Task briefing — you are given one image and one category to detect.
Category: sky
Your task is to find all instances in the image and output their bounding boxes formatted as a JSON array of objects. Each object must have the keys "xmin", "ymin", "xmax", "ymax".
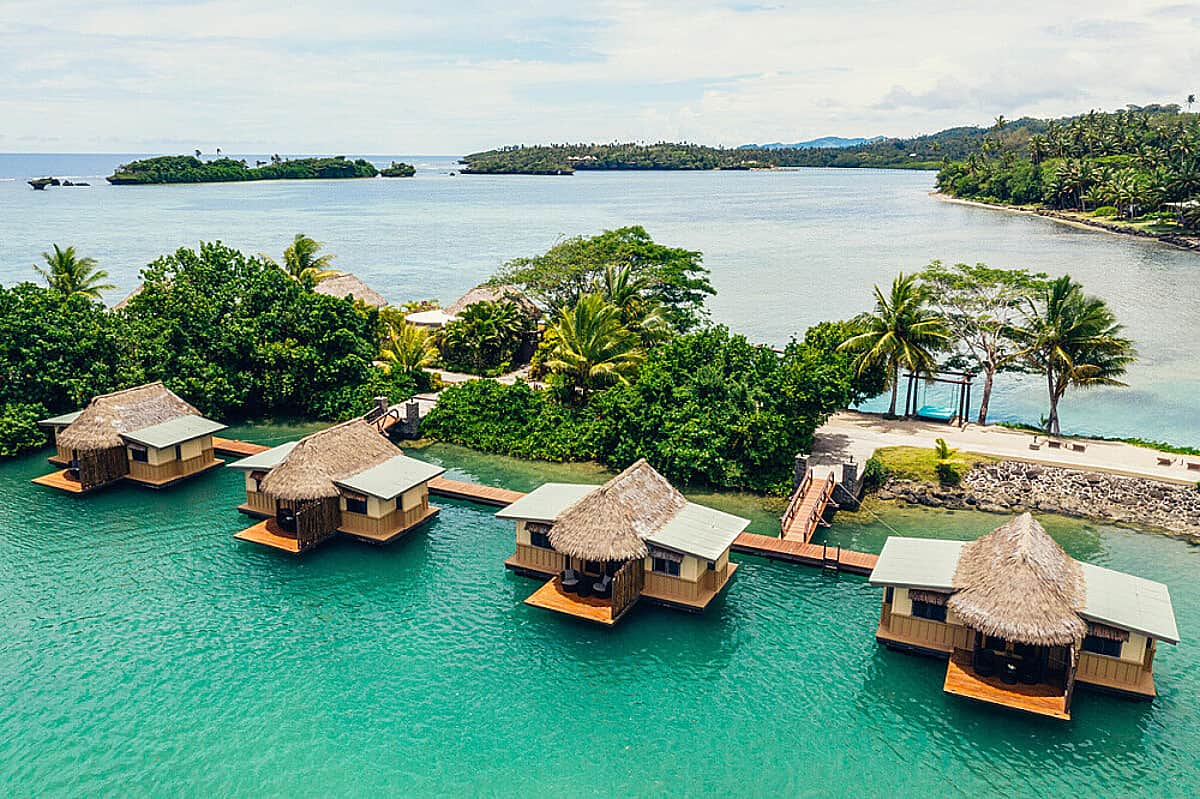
[{"xmin": 1, "ymin": 0, "xmax": 1198, "ymax": 154}]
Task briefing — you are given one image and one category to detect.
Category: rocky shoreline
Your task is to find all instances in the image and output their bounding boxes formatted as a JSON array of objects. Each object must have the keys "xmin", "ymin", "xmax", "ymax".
[{"xmin": 876, "ymin": 460, "xmax": 1200, "ymax": 543}]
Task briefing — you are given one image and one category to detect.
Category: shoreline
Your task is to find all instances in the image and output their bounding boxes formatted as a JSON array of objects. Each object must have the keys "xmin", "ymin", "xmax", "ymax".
[{"xmin": 931, "ymin": 192, "xmax": 1200, "ymax": 252}]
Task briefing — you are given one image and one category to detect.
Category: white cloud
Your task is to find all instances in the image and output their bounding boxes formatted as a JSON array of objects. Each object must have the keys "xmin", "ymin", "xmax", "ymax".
[{"xmin": 0, "ymin": 0, "xmax": 1196, "ymax": 153}]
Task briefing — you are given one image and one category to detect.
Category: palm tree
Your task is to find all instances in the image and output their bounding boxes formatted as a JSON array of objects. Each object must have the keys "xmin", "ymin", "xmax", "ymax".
[
  {"xmin": 437, "ymin": 301, "xmax": 525, "ymax": 373},
  {"xmin": 838, "ymin": 274, "xmax": 950, "ymax": 416},
  {"xmin": 379, "ymin": 322, "xmax": 437, "ymax": 374},
  {"xmin": 597, "ymin": 265, "xmax": 671, "ymax": 345},
  {"xmin": 282, "ymin": 233, "xmax": 339, "ymax": 282},
  {"xmin": 1188, "ymin": 94, "xmax": 1195, "ymax": 112},
  {"xmin": 542, "ymin": 293, "xmax": 643, "ymax": 400},
  {"xmin": 34, "ymin": 244, "xmax": 114, "ymax": 301},
  {"xmin": 1015, "ymin": 276, "xmax": 1135, "ymax": 435}
]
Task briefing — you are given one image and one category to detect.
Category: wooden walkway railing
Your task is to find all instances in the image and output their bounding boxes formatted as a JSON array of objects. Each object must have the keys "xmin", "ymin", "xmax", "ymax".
[{"xmin": 781, "ymin": 472, "xmax": 837, "ymax": 544}]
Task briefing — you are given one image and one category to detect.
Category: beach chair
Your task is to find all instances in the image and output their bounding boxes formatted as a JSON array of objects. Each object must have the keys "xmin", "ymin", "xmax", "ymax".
[
  {"xmin": 1156, "ymin": 456, "xmax": 1175, "ymax": 467},
  {"xmin": 1187, "ymin": 461, "xmax": 1200, "ymax": 472},
  {"xmin": 1047, "ymin": 440, "xmax": 1063, "ymax": 449},
  {"xmin": 1070, "ymin": 442, "xmax": 1087, "ymax": 453}
]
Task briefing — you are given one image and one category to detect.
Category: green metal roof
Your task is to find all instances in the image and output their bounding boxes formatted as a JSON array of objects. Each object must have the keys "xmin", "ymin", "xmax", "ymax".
[
  {"xmin": 226, "ymin": 441, "xmax": 298, "ymax": 471},
  {"xmin": 37, "ymin": 410, "xmax": 82, "ymax": 427},
  {"xmin": 494, "ymin": 483, "xmax": 596, "ymax": 522},
  {"xmin": 868, "ymin": 537, "xmax": 964, "ymax": 591},
  {"xmin": 120, "ymin": 415, "xmax": 227, "ymax": 449},
  {"xmin": 333, "ymin": 455, "xmax": 446, "ymax": 500},
  {"xmin": 1079, "ymin": 562, "xmax": 1179, "ymax": 644},
  {"xmin": 648, "ymin": 503, "xmax": 750, "ymax": 562}
]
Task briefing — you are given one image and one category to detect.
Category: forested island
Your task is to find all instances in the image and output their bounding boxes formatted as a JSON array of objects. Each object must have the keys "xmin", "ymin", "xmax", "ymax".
[
  {"xmin": 380, "ymin": 161, "xmax": 416, "ymax": 177},
  {"xmin": 935, "ymin": 105, "xmax": 1200, "ymax": 234},
  {"xmin": 106, "ymin": 155, "xmax": 380, "ymax": 184}
]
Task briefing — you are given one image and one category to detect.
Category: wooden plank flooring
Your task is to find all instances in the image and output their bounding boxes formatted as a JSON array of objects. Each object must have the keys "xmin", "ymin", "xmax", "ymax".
[
  {"xmin": 731, "ymin": 533, "xmax": 878, "ymax": 575},
  {"xmin": 212, "ymin": 437, "xmax": 269, "ymax": 457},
  {"xmin": 233, "ymin": 519, "xmax": 303, "ymax": 553},
  {"xmin": 31, "ymin": 469, "xmax": 88, "ymax": 494},
  {"xmin": 781, "ymin": 475, "xmax": 835, "ymax": 543},
  {"xmin": 943, "ymin": 650, "xmax": 1070, "ymax": 720},
  {"xmin": 428, "ymin": 477, "xmax": 526, "ymax": 506},
  {"xmin": 524, "ymin": 577, "xmax": 617, "ymax": 625}
]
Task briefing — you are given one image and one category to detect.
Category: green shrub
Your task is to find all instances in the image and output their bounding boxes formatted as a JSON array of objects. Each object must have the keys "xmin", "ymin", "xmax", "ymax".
[
  {"xmin": 861, "ymin": 456, "xmax": 889, "ymax": 490},
  {"xmin": 1092, "ymin": 205, "xmax": 1119, "ymax": 218},
  {"xmin": 935, "ymin": 461, "xmax": 964, "ymax": 486},
  {"xmin": 0, "ymin": 403, "xmax": 48, "ymax": 457}
]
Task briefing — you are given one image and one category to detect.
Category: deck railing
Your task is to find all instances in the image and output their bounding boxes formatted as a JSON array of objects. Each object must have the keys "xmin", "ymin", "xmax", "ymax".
[
  {"xmin": 782, "ymin": 472, "xmax": 836, "ymax": 543},
  {"xmin": 780, "ymin": 470, "xmax": 814, "ymax": 534}
]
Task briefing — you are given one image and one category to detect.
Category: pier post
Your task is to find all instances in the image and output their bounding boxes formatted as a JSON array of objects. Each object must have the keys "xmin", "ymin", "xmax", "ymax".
[
  {"xmin": 398, "ymin": 400, "xmax": 421, "ymax": 439},
  {"xmin": 836, "ymin": 460, "xmax": 861, "ymax": 510},
  {"xmin": 793, "ymin": 454, "xmax": 809, "ymax": 491}
]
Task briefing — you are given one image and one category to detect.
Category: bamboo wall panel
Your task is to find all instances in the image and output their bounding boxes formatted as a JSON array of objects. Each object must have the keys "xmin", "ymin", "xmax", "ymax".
[
  {"xmin": 339, "ymin": 499, "xmax": 430, "ymax": 537},
  {"xmin": 514, "ymin": 544, "xmax": 564, "ymax": 573},
  {"xmin": 244, "ymin": 491, "xmax": 275, "ymax": 514},
  {"xmin": 128, "ymin": 450, "xmax": 216, "ymax": 482},
  {"xmin": 888, "ymin": 614, "xmax": 973, "ymax": 650},
  {"xmin": 1078, "ymin": 652, "xmax": 1144, "ymax": 687}
]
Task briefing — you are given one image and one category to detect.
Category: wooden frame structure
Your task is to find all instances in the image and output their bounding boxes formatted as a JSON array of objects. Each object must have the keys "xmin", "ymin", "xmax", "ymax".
[{"xmin": 902, "ymin": 370, "xmax": 973, "ymax": 424}]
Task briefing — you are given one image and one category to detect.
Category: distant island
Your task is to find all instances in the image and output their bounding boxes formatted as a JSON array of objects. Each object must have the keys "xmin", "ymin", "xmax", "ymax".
[
  {"xmin": 739, "ymin": 136, "xmax": 884, "ymax": 150},
  {"xmin": 380, "ymin": 161, "xmax": 416, "ymax": 178},
  {"xmin": 106, "ymin": 155, "xmax": 379, "ymax": 185}
]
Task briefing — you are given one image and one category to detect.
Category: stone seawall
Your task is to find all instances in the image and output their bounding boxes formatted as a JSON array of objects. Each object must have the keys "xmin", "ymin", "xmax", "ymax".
[{"xmin": 876, "ymin": 460, "xmax": 1200, "ymax": 543}]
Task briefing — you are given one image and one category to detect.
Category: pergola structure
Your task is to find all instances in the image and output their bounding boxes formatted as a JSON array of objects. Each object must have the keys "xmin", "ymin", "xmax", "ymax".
[{"xmin": 902, "ymin": 370, "xmax": 973, "ymax": 424}]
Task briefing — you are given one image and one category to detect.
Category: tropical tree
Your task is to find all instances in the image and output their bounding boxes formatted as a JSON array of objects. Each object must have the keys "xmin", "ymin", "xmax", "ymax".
[
  {"xmin": 839, "ymin": 274, "xmax": 951, "ymax": 416},
  {"xmin": 34, "ymin": 244, "xmax": 115, "ymax": 301},
  {"xmin": 281, "ymin": 233, "xmax": 339, "ymax": 282},
  {"xmin": 541, "ymin": 293, "xmax": 643, "ymax": 400},
  {"xmin": 1015, "ymin": 276, "xmax": 1136, "ymax": 435},
  {"xmin": 379, "ymin": 322, "xmax": 437, "ymax": 374},
  {"xmin": 1188, "ymin": 94, "xmax": 1195, "ymax": 112},
  {"xmin": 919, "ymin": 261, "xmax": 1047, "ymax": 424},
  {"xmin": 437, "ymin": 300, "xmax": 526, "ymax": 374},
  {"xmin": 597, "ymin": 264, "xmax": 671, "ymax": 345}
]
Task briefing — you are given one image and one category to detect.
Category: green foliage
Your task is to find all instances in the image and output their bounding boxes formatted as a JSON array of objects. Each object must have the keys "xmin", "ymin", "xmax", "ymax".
[
  {"xmin": 933, "ymin": 437, "xmax": 957, "ymax": 461},
  {"xmin": 34, "ymin": 244, "xmax": 115, "ymax": 301},
  {"xmin": 107, "ymin": 155, "xmax": 378, "ymax": 185},
  {"xmin": 0, "ymin": 403, "xmax": 49, "ymax": 457},
  {"xmin": 935, "ymin": 461, "xmax": 964, "ymax": 486},
  {"xmin": 437, "ymin": 301, "xmax": 529, "ymax": 375},
  {"xmin": 872, "ymin": 446, "xmax": 994, "ymax": 483},
  {"xmin": 494, "ymin": 226, "xmax": 714, "ymax": 331},
  {"xmin": 281, "ymin": 233, "xmax": 338, "ymax": 281},
  {"xmin": 861, "ymin": 456, "xmax": 889, "ymax": 490},
  {"xmin": 1092, "ymin": 205, "xmax": 1119, "ymax": 217},
  {"xmin": 380, "ymin": 322, "xmax": 437, "ymax": 374},
  {"xmin": 541, "ymin": 294, "xmax": 643, "ymax": 400},
  {"xmin": 380, "ymin": 161, "xmax": 416, "ymax": 177},
  {"xmin": 425, "ymin": 324, "xmax": 865, "ymax": 493}
]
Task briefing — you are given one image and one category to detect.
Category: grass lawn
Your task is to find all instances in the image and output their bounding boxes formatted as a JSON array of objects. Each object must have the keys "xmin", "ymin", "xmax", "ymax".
[{"xmin": 872, "ymin": 446, "xmax": 998, "ymax": 483}]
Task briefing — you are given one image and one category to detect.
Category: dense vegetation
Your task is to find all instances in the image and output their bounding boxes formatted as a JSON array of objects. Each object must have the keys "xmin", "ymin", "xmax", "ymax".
[
  {"xmin": 380, "ymin": 162, "xmax": 416, "ymax": 178},
  {"xmin": 423, "ymin": 324, "xmax": 883, "ymax": 493},
  {"xmin": 936, "ymin": 106, "xmax": 1200, "ymax": 228},
  {"xmin": 107, "ymin": 155, "xmax": 379, "ymax": 184},
  {"xmin": 0, "ymin": 242, "xmax": 415, "ymax": 456}
]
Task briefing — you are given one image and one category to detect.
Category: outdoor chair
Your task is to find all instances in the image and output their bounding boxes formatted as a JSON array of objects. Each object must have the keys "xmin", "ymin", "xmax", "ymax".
[
  {"xmin": 1047, "ymin": 440, "xmax": 1063, "ymax": 449},
  {"xmin": 561, "ymin": 569, "xmax": 581, "ymax": 593},
  {"xmin": 1188, "ymin": 461, "xmax": 1200, "ymax": 472},
  {"xmin": 1070, "ymin": 442, "xmax": 1087, "ymax": 453},
  {"xmin": 973, "ymin": 648, "xmax": 997, "ymax": 678},
  {"xmin": 593, "ymin": 574, "xmax": 613, "ymax": 598},
  {"xmin": 1018, "ymin": 659, "xmax": 1042, "ymax": 685},
  {"xmin": 1156, "ymin": 456, "xmax": 1174, "ymax": 467},
  {"xmin": 576, "ymin": 579, "xmax": 593, "ymax": 598}
]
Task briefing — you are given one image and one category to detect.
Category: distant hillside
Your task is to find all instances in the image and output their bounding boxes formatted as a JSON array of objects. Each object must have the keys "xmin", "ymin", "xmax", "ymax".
[{"xmin": 740, "ymin": 136, "xmax": 884, "ymax": 150}]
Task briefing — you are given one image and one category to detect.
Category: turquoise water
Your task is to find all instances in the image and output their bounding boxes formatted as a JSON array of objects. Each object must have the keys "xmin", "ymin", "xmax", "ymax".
[
  {"xmin": 1, "ymin": 431, "xmax": 1196, "ymax": 796},
  {"xmin": 2, "ymin": 154, "xmax": 1199, "ymax": 443}
]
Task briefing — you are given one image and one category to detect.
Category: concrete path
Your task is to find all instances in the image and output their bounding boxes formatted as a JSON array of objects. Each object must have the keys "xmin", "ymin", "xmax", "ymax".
[{"xmin": 811, "ymin": 411, "xmax": 1200, "ymax": 486}]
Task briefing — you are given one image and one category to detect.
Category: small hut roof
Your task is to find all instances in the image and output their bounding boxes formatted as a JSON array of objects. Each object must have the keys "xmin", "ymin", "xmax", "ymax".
[
  {"xmin": 57, "ymin": 382, "xmax": 203, "ymax": 452},
  {"xmin": 447, "ymin": 284, "xmax": 539, "ymax": 317},
  {"xmin": 112, "ymin": 283, "xmax": 143, "ymax": 310},
  {"xmin": 948, "ymin": 513, "xmax": 1087, "ymax": 646},
  {"xmin": 313, "ymin": 273, "xmax": 388, "ymax": 308},
  {"xmin": 547, "ymin": 459, "xmax": 687, "ymax": 562},
  {"xmin": 258, "ymin": 419, "xmax": 401, "ymax": 501}
]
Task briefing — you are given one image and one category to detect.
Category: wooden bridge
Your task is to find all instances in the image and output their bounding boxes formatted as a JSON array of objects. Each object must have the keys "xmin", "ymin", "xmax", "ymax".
[{"xmin": 779, "ymin": 470, "xmax": 838, "ymax": 544}]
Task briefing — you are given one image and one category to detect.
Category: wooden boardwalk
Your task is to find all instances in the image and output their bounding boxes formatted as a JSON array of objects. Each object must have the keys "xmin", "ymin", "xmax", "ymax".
[
  {"xmin": 732, "ymin": 533, "xmax": 878, "ymax": 575},
  {"xmin": 780, "ymin": 471, "xmax": 837, "ymax": 543},
  {"xmin": 524, "ymin": 576, "xmax": 618, "ymax": 625},
  {"xmin": 31, "ymin": 469, "xmax": 88, "ymax": 494},
  {"xmin": 427, "ymin": 477, "xmax": 526, "ymax": 506},
  {"xmin": 943, "ymin": 649, "xmax": 1070, "ymax": 720},
  {"xmin": 213, "ymin": 437, "xmax": 269, "ymax": 457}
]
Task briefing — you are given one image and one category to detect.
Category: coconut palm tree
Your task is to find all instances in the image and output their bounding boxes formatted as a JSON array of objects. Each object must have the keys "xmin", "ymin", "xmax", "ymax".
[
  {"xmin": 1015, "ymin": 276, "xmax": 1135, "ymax": 435},
  {"xmin": 597, "ymin": 265, "xmax": 671, "ymax": 345},
  {"xmin": 379, "ymin": 322, "xmax": 437, "ymax": 374},
  {"xmin": 282, "ymin": 233, "xmax": 339, "ymax": 282},
  {"xmin": 542, "ymin": 293, "xmax": 643, "ymax": 400},
  {"xmin": 34, "ymin": 244, "xmax": 114, "ymax": 301},
  {"xmin": 437, "ymin": 300, "xmax": 525, "ymax": 374},
  {"xmin": 838, "ymin": 274, "xmax": 951, "ymax": 416}
]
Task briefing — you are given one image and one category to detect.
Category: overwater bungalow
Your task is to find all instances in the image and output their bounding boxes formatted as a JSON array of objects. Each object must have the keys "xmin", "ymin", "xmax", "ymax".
[
  {"xmin": 869, "ymin": 513, "xmax": 1180, "ymax": 720},
  {"xmin": 33, "ymin": 382, "xmax": 226, "ymax": 493},
  {"xmin": 499, "ymin": 459, "xmax": 749, "ymax": 625},
  {"xmin": 230, "ymin": 419, "xmax": 444, "ymax": 553}
]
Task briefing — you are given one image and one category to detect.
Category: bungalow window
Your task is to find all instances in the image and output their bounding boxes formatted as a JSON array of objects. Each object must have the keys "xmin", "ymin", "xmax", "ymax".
[
  {"xmin": 910, "ymin": 600, "xmax": 947, "ymax": 623},
  {"xmin": 652, "ymin": 557, "xmax": 681, "ymax": 576},
  {"xmin": 130, "ymin": 446, "xmax": 149, "ymax": 463},
  {"xmin": 250, "ymin": 470, "xmax": 267, "ymax": 491},
  {"xmin": 175, "ymin": 444, "xmax": 182, "ymax": 460},
  {"xmin": 527, "ymin": 522, "xmax": 553, "ymax": 550},
  {"xmin": 1082, "ymin": 635, "xmax": 1124, "ymax": 658},
  {"xmin": 344, "ymin": 493, "xmax": 368, "ymax": 515}
]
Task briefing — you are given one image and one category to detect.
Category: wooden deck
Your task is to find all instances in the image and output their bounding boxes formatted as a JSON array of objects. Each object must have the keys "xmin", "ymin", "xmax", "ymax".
[
  {"xmin": 233, "ymin": 519, "xmax": 303, "ymax": 553},
  {"xmin": 31, "ymin": 469, "xmax": 90, "ymax": 494},
  {"xmin": 943, "ymin": 649, "xmax": 1070, "ymax": 720},
  {"xmin": 731, "ymin": 533, "xmax": 878, "ymax": 575},
  {"xmin": 781, "ymin": 471, "xmax": 837, "ymax": 543},
  {"xmin": 212, "ymin": 437, "xmax": 269, "ymax": 457},
  {"xmin": 525, "ymin": 576, "xmax": 632, "ymax": 625},
  {"xmin": 339, "ymin": 506, "xmax": 440, "ymax": 544},
  {"xmin": 428, "ymin": 477, "xmax": 526, "ymax": 506}
]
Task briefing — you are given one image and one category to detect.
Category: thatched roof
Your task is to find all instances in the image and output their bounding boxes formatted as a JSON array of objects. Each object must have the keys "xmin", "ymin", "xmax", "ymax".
[
  {"xmin": 447, "ymin": 284, "xmax": 539, "ymax": 317},
  {"xmin": 948, "ymin": 513, "xmax": 1087, "ymax": 646},
  {"xmin": 112, "ymin": 283, "xmax": 143, "ymax": 310},
  {"xmin": 548, "ymin": 459, "xmax": 687, "ymax": 562},
  {"xmin": 258, "ymin": 418, "xmax": 402, "ymax": 501},
  {"xmin": 57, "ymin": 382, "xmax": 202, "ymax": 451},
  {"xmin": 313, "ymin": 273, "xmax": 388, "ymax": 308}
]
